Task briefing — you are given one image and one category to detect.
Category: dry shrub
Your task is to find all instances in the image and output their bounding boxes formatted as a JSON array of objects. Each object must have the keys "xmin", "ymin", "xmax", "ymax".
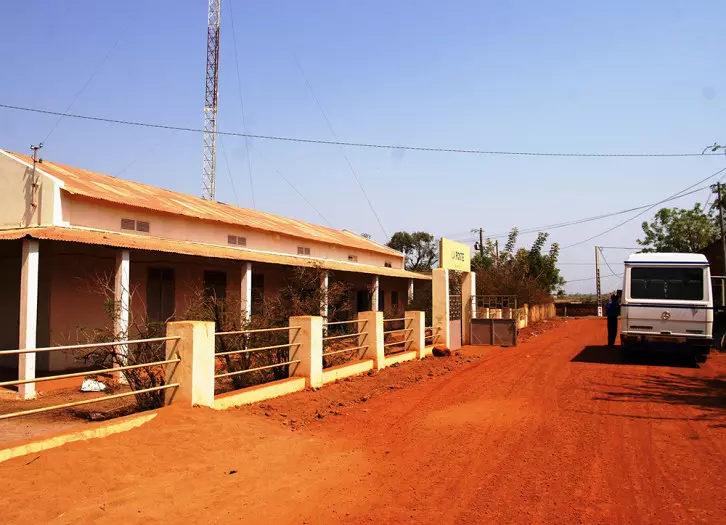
[
  {"xmin": 75, "ymin": 274, "xmax": 172, "ymax": 411},
  {"xmin": 182, "ymin": 265, "xmax": 355, "ymax": 389}
]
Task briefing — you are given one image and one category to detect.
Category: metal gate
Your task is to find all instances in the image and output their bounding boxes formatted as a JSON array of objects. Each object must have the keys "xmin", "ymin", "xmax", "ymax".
[
  {"xmin": 449, "ymin": 294, "xmax": 462, "ymax": 350},
  {"xmin": 470, "ymin": 295, "xmax": 518, "ymax": 347},
  {"xmin": 471, "ymin": 318, "xmax": 517, "ymax": 346}
]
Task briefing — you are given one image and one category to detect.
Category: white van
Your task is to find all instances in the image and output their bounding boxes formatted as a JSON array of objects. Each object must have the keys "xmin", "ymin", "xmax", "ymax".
[{"xmin": 620, "ymin": 253, "xmax": 712, "ymax": 362}]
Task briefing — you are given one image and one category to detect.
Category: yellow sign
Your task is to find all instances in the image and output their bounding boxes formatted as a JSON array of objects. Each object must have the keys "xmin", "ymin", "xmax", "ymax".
[{"xmin": 439, "ymin": 238, "xmax": 471, "ymax": 272}]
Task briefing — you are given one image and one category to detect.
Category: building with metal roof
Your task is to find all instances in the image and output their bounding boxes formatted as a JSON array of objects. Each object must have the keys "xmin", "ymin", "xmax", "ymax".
[{"xmin": 0, "ymin": 148, "xmax": 429, "ymax": 377}]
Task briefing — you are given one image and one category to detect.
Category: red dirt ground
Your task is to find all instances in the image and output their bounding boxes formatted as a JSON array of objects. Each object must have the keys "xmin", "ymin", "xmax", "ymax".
[{"xmin": 2, "ymin": 317, "xmax": 725, "ymax": 524}]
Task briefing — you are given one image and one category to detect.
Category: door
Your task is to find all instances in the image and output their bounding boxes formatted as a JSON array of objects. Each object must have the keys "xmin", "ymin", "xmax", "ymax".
[
  {"xmin": 147, "ymin": 268, "xmax": 175, "ymax": 323},
  {"xmin": 357, "ymin": 290, "xmax": 370, "ymax": 313}
]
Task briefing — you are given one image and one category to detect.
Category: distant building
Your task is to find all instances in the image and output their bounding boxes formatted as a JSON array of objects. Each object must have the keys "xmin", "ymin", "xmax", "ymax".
[{"xmin": 0, "ymin": 149, "xmax": 428, "ymax": 373}]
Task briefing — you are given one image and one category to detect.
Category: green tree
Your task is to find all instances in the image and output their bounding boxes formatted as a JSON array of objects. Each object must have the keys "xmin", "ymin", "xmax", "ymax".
[
  {"xmin": 638, "ymin": 204, "xmax": 718, "ymax": 253},
  {"xmin": 386, "ymin": 231, "xmax": 438, "ymax": 271},
  {"xmin": 475, "ymin": 227, "xmax": 565, "ymax": 302}
]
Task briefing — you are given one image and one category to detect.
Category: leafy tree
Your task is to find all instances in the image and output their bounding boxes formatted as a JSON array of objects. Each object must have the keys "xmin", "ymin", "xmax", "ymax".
[
  {"xmin": 638, "ymin": 204, "xmax": 719, "ymax": 253},
  {"xmin": 386, "ymin": 231, "xmax": 438, "ymax": 272},
  {"xmin": 475, "ymin": 227, "xmax": 564, "ymax": 303}
]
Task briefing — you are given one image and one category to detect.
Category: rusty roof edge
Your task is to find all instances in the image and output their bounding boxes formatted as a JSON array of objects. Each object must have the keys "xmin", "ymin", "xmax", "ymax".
[
  {"xmin": 61, "ymin": 188, "xmax": 404, "ymax": 259},
  {"xmin": 0, "ymin": 226, "xmax": 431, "ymax": 280},
  {"xmin": 2, "ymin": 149, "xmax": 403, "ymax": 259}
]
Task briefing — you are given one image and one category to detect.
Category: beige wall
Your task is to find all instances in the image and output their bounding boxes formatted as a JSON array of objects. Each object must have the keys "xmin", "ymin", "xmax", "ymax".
[
  {"xmin": 65, "ymin": 195, "xmax": 403, "ymax": 269},
  {"xmin": 0, "ymin": 154, "xmax": 41, "ymax": 228},
  {"xmin": 0, "ymin": 153, "xmax": 60, "ymax": 229},
  {"xmin": 379, "ymin": 276, "xmax": 409, "ymax": 315}
]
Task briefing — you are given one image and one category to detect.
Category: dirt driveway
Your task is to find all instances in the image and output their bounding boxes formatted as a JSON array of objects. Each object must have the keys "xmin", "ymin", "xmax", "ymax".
[{"xmin": 2, "ymin": 318, "xmax": 725, "ymax": 524}]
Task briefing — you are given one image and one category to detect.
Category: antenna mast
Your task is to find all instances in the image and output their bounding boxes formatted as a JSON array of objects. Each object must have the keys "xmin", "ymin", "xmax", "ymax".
[{"xmin": 202, "ymin": 0, "xmax": 221, "ymax": 200}]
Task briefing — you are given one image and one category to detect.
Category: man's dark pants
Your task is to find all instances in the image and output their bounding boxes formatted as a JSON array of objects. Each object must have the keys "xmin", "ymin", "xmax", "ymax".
[{"xmin": 607, "ymin": 316, "xmax": 618, "ymax": 346}]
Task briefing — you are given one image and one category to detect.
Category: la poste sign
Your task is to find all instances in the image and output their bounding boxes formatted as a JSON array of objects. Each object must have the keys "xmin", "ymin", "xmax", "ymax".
[{"xmin": 439, "ymin": 238, "xmax": 471, "ymax": 272}]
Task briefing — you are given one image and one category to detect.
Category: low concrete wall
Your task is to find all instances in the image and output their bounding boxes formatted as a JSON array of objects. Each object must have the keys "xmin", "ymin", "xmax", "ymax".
[
  {"xmin": 527, "ymin": 303, "xmax": 556, "ymax": 324},
  {"xmin": 383, "ymin": 350, "xmax": 417, "ymax": 367},
  {"xmin": 0, "ymin": 411, "xmax": 157, "ymax": 464},
  {"xmin": 213, "ymin": 377, "xmax": 306, "ymax": 410},
  {"xmin": 322, "ymin": 359, "xmax": 374, "ymax": 385},
  {"xmin": 554, "ymin": 302, "xmax": 599, "ymax": 317}
]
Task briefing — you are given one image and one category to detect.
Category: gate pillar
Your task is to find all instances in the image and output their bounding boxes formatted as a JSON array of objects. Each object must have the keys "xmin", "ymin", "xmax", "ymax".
[
  {"xmin": 432, "ymin": 268, "xmax": 450, "ymax": 349},
  {"xmin": 461, "ymin": 272, "xmax": 475, "ymax": 345}
]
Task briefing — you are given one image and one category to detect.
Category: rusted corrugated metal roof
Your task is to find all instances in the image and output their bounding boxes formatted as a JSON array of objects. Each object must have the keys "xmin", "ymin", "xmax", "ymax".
[
  {"xmin": 1, "ymin": 150, "xmax": 402, "ymax": 258},
  {"xmin": 0, "ymin": 227, "xmax": 430, "ymax": 280}
]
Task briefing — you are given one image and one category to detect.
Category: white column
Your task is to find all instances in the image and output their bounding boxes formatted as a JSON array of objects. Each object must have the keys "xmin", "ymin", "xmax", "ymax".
[
  {"xmin": 470, "ymin": 273, "xmax": 477, "ymax": 320},
  {"xmin": 320, "ymin": 271, "xmax": 329, "ymax": 320},
  {"xmin": 18, "ymin": 239, "xmax": 39, "ymax": 399},
  {"xmin": 240, "ymin": 262, "xmax": 252, "ymax": 321},
  {"xmin": 371, "ymin": 276, "xmax": 379, "ymax": 311},
  {"xmin": 408, "ymin": 278, "xmax": 414, "ymax": 304},
  {"xmin": 114, "ymin": 249, "xmax": 130, "ymax": 365}
]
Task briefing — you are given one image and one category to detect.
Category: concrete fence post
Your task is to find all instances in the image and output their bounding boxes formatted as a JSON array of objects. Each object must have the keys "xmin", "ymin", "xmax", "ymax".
[
  {"xmin": 406, "ymin": 311, "xmax": 426, "ymax": 359},
  {"xmin": 289, "ymin": 316, "xmax": 323, "ymax": 388},
  {"xmin": 165, "ymin": 321, "xmax": 216, "ymax": 408},
  {"xmin": 358, "ymin": 310, "xmax": 384, "ymax": 370},
  {"xmin": 432, "ymin": 268, "xmax": 450, "ymax": 349}
]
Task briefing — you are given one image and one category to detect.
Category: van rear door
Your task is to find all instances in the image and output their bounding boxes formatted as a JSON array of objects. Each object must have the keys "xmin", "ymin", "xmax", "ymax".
[{"xmin": 623, "ymin": 265, "xmax": 712, "ymax": 338}]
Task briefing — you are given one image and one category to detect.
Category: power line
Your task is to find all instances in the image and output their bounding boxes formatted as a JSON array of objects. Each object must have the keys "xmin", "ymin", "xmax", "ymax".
[
  {"xmin": 567, "ymin": 273, "xmax": 623, "ymax": 283},
  {"xmin": 113, "ymin": 130, "xmax": 176, "ymax": 177},
  {"xmin": 3, "ymin": 103, "xmax": 724, "ymax": 159},
  {"xmin": 291, "ymin": 55, "xmax": 388, "ymax": 240},
  {"xmin": 43, "ymin": 14, "xmax": 137, "ymax": 144},
  {"xmin": 248, "ymin": 142, "xmax": 334, "ymax": 228},
  {"xmin": 561, "ymin": 166, "xmax": 726, "ymax": 250},
  {"xmin": 598, "ymin": 248, "xmax": 620, "ymax": 277},
  {"xmin": 598, "ymin": 246, "xmax": 641, "ymax": 250},
  {"xmin": 228, "ymin": 0, "xmax": 255, "ymax": 208},
  {"xmin": 453, "ymin": 185, "xmax": 711, "ymax": 244},
  {"xmin": 218, "ymin": 137, "xmax": 240, "ymax": 207}
]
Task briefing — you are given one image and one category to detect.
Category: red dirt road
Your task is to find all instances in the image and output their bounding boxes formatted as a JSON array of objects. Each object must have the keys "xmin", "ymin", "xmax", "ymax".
[{"xmin": 2, "ymin": 318, "xmax": 725, "ymax": 524}]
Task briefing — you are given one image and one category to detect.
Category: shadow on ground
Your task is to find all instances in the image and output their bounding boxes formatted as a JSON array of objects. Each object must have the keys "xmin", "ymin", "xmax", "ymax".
[
  {"xmin": 572, "ymin": 345, "xmax": 699, "ymax": 369},
  {"xmin": 585, "ymin": 372, "xmax": 726, "ymax": 428}
]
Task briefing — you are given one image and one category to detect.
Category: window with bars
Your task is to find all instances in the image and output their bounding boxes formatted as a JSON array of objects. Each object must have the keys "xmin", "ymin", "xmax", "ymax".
[
  {"xmin": 120, "ymin": 218, "xmax": 151, "ymax": 233},
  {"xmin": 228, "ymin": 235, "xmax": 247, "ymax": 246},
  {"xmin": 297, "ymin": 246, "xmax": 311, "ymax": 256}
]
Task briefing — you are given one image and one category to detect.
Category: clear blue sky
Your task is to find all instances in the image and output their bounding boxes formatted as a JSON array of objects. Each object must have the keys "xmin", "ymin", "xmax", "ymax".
[{"xmin": 1, "ymin": 0, "xmax": 724, "ymax": 292}]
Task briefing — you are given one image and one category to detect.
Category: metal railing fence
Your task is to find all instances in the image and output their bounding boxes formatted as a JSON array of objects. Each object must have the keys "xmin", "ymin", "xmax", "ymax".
[{"xmin": 0, "ymin": 336, "xmax": 181, "ymax": 420}]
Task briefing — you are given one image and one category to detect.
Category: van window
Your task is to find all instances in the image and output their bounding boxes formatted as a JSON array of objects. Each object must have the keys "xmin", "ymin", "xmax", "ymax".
[{"xmin": 630, "ymin": 267, "xmax": 703, "ymax": 301}]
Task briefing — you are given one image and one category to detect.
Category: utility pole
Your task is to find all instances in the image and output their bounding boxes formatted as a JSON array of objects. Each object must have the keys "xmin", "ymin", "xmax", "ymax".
[
  {"xmin": 495, "ymin": 240, "xmax": 500, "ymax": 267},
  {"xmin": 595, "ymin": 246, "xmax": 602, "ymax": 317},
  {"xmin": 29, "ymin": 143, "xmax": 43, "ymax": 220},
  {"xmin": 717, "ymin": 182, "xmax": 726, "ymax": 306},
  {"xmin": 473, "ymin": 228, "xmax": 485, "ymax": 260}
]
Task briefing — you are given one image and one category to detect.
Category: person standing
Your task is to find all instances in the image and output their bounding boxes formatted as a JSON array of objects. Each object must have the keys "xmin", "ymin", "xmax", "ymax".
[{"xmin": 606, "ymin": 293, "xmax": 620, "ymax": 346}]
